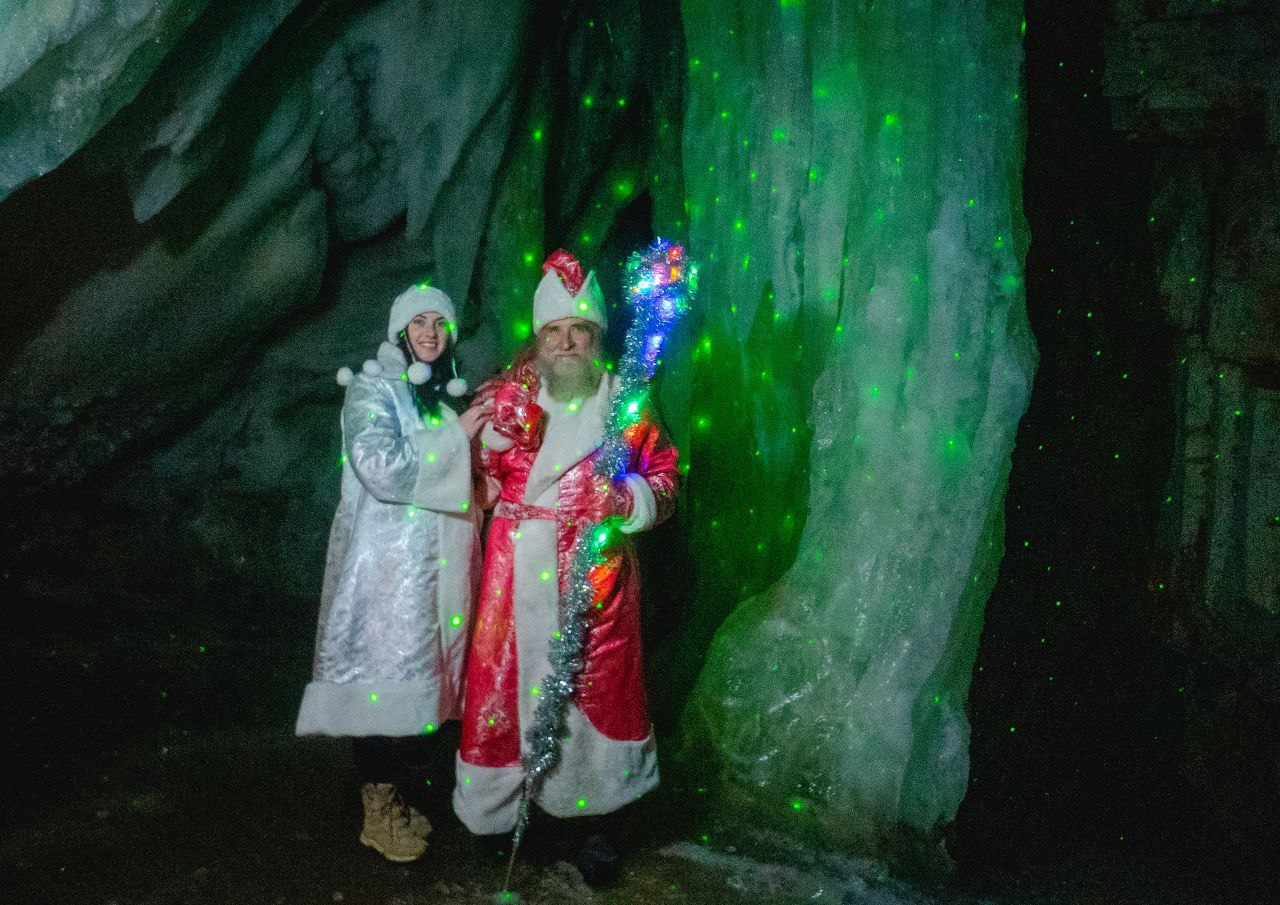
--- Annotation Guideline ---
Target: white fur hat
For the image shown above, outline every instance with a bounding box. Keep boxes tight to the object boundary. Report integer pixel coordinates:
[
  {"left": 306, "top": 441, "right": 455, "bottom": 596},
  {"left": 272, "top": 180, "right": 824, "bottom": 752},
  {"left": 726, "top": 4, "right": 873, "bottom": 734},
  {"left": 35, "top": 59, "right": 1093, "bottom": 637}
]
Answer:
[
  {"left": 387, "top": 284, "right": 457, "bottom": 341},
  {"left": 533, "top": 251, "right": 605, "bottom": 332}
]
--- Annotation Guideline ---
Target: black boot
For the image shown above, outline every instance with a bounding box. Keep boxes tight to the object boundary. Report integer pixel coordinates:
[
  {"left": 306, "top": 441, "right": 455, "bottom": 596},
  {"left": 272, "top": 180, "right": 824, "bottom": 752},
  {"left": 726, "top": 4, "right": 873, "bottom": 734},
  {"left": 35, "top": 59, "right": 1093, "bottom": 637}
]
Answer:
[{"left": 575, "top": 826, "right": 620, "bottom": 888}]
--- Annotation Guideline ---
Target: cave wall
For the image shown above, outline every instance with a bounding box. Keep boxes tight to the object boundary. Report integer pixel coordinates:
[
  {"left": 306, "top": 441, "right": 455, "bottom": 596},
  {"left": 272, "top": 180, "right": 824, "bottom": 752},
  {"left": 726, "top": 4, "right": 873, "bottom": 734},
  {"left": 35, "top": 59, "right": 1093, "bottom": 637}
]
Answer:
[
  {"left": 0, "top": 0, "right": 1032, "bottom": 868},
  {"left": 1104, "top": 0, "right": 1280, "bottom": 854},
  {"left": 0, "top": 0, "right": 685, "bottom": 591}
]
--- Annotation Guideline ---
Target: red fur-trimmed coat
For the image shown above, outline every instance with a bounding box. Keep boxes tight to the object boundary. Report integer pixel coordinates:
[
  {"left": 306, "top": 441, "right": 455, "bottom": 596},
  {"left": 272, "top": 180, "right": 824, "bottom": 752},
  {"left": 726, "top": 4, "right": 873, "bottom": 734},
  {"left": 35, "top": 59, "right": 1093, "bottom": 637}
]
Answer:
[{"left": 452, "top": 362, "right": 677, "bottom": 831}]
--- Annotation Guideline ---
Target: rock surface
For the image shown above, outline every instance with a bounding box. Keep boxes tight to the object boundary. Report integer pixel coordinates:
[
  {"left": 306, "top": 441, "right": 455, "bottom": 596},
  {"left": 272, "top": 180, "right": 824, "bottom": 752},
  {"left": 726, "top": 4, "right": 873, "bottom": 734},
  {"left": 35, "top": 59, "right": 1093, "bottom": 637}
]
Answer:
[{"left": 1104, "top": 0, "right": 1280, "bottom": 851}]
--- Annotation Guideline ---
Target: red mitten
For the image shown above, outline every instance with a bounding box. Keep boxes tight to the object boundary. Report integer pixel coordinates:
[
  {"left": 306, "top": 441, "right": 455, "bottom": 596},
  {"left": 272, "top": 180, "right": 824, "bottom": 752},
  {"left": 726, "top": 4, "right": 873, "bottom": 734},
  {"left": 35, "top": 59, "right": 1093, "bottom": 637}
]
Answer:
[
  {"left": 580, "top": 475, "right": 635, "bottom": 525},
  {"left": 491, "top": 381, "right": 544, "bottom": 451}
]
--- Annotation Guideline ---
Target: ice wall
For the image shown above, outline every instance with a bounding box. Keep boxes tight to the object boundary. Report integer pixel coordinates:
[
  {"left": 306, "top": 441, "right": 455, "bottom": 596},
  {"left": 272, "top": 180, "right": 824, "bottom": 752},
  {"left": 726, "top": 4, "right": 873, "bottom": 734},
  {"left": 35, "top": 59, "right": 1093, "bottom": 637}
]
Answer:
[
  {"left": 676, "top": 0, "right": 1034, "bottom": 852},
  {"left": 0, "top": 0, "right": 214, "bottom": 202}
]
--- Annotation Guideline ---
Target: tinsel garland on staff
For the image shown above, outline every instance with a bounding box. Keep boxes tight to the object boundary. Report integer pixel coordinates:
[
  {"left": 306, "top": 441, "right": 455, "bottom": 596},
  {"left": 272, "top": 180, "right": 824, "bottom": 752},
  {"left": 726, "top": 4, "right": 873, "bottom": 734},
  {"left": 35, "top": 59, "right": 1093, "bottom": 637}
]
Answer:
[{"left": 503, "top": 239, "right": 696, "bottom": 884}]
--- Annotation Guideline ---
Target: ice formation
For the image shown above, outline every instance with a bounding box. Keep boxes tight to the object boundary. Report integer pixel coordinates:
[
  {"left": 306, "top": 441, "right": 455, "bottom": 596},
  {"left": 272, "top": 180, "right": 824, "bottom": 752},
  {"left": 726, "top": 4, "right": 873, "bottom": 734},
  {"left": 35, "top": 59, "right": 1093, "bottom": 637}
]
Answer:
[
  {"left": 675, "top": 0, "right": 1034, "bottom": 851},
  {"left": 0, "top": 1, "right": 213, "bottom": 202}
]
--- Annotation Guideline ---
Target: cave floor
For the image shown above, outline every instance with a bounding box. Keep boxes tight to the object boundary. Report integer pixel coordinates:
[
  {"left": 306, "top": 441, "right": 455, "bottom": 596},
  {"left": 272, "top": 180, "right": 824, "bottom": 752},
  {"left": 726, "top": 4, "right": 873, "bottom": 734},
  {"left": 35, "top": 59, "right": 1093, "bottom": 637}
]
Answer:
[{"left": 0, "top": 578, "right": 1229, "bottom": 905}]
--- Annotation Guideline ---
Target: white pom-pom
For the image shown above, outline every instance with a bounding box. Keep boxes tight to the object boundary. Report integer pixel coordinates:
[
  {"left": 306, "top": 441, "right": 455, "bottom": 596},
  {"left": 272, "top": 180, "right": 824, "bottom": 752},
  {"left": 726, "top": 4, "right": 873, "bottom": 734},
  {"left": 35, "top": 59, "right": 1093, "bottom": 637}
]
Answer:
[
  {"left": 335, "top": 366, "right": 354, "bottom": 386},
  {"left": 446, "top": 377, "right": 468, "bottom": 397},
  {"left": 362, "top": 359, "right": 381, "bottom": 376},
  {"left": 407, "top": 362, "right": 432, "bottom": 385}
]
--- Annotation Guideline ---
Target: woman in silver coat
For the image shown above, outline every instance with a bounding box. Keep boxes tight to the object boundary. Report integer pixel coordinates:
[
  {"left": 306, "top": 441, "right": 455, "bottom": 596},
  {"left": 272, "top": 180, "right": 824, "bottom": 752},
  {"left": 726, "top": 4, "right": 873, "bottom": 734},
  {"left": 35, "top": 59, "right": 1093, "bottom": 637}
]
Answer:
[{"left": 296, "top": 284, "right": 489, "bottom": 863}]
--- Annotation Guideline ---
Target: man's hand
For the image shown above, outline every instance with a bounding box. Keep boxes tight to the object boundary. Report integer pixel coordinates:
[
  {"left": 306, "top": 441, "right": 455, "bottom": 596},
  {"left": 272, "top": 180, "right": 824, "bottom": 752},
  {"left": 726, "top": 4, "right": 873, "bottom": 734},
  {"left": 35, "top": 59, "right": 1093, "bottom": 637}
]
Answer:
[{"left": 458, "top": 404, "right": 491, "bottom": 440}]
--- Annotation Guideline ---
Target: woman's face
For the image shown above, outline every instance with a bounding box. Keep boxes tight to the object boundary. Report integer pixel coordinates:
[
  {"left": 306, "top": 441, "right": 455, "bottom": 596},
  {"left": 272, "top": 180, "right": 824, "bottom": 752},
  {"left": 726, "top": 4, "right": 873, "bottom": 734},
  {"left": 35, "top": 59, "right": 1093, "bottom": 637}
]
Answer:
[{"left": 405, "top": 312, "right": 451, "bottom": 363}]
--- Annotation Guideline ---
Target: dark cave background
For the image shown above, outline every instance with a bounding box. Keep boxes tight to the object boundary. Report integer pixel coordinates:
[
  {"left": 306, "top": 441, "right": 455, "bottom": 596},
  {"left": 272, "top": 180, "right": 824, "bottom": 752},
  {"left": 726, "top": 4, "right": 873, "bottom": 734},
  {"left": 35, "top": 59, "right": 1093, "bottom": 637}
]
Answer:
[
  {"left": 1, "top": 1, "right": 1277, "bottom": 903},
  {"left": 958, "top": 2, "right": 1278, "bottom": 895},
  {"left": 959, "top": 0, "right": 1185, "bottom": 869}
]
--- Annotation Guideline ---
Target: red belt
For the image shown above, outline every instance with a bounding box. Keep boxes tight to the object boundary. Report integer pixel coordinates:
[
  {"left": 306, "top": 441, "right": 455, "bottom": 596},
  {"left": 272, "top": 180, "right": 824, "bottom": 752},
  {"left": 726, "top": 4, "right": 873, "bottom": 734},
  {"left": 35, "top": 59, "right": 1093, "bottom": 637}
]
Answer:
[{"left": 494, "top": 500, "right": 574, "bottom": 526}]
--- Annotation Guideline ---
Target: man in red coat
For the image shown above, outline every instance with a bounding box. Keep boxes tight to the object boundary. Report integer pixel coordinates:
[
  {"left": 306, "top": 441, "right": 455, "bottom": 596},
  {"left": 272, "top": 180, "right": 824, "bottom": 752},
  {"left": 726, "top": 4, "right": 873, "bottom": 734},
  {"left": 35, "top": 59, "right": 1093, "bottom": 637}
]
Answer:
[{"left": 453, "top": 250, "right": 678, "bottom": 882}]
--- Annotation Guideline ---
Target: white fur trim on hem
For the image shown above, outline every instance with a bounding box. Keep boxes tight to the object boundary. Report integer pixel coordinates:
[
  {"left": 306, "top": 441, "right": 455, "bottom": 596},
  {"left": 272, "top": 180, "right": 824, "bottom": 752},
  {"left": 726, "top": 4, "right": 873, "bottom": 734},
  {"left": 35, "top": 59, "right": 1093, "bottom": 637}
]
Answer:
[
  {"left": 295, "top": 679, "right": 448, "bottom": 737},
  {"left": 618, "top": 472, "right": 657, "bottom": 534},
  {"left": 453, "top": 756, "right": 523, "bottom": 834},
  {"left": 452, "top": 707, "right": 660, "bottom": 832},
  {"left": 534, "top": 705, "right": 660, "bottom": 818}
]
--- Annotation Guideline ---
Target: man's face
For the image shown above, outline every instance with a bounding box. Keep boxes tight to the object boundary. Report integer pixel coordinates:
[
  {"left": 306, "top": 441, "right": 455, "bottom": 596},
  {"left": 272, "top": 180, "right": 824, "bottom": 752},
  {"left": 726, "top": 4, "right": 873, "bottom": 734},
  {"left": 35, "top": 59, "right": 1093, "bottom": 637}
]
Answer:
[{"left": 535, "top": 317, "right": 602, "bottom": 388}]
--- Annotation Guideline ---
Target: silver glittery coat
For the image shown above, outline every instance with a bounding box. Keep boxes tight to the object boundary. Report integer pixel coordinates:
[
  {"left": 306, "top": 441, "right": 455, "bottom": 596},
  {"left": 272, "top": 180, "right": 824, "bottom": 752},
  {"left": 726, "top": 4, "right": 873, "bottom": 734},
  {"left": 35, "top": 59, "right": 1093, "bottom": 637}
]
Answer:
[{"left": 296, "top": 342, "right": 480, "bottom": 737}]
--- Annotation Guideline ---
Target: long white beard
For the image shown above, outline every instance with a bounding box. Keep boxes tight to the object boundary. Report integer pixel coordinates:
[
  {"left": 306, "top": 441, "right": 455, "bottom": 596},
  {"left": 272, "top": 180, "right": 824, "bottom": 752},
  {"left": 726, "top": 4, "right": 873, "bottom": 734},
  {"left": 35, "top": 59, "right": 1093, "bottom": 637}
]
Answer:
[{"left": 541, "top": 359, "right": 600, "bottom": 401}]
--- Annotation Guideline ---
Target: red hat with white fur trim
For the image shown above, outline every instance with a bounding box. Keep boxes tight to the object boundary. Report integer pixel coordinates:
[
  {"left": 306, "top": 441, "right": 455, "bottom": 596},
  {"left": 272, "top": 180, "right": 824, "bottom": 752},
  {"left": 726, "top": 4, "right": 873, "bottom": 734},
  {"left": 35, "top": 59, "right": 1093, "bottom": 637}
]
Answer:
[{"left": 533, "top": 249, "right": 605, "bottom": 332}]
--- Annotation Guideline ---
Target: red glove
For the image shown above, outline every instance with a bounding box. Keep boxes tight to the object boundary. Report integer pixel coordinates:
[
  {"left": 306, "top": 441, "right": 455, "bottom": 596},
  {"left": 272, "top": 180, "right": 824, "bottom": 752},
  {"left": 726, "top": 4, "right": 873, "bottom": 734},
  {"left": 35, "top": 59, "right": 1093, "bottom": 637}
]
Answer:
[
  {"left": 491, "top": 381, "right": 544, "bottom": 451},
  {"left": 579, "top": 475, "right": 635, "bottom": 525}
]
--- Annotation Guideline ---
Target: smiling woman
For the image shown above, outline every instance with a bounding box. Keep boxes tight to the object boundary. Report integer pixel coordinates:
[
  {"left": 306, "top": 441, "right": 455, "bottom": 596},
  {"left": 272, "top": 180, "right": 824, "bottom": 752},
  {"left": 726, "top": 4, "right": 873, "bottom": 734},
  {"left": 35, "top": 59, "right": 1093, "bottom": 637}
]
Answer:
[
  {"left": 405, "top": 312, "right": 451, "bottom": 364},
  {"left": 296, "top": 283, "right": 488, "bottom": 864},
  {"left": 391, "top": 288, "right": 470, "bottom": 418}
]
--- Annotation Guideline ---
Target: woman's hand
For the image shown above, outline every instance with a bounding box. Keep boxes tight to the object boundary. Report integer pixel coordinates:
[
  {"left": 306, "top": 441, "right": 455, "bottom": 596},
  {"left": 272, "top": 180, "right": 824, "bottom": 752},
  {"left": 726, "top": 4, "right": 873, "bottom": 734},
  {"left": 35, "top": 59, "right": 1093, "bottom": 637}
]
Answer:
[{"left": 459, "top": 403, "right": 491, "bottom": 440}]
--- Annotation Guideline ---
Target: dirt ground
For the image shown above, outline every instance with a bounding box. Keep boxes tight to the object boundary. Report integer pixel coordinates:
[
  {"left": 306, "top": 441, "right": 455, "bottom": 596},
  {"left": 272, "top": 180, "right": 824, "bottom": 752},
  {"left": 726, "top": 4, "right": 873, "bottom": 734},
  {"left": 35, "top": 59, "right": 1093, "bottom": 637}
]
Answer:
[{"left": 0, "top": 578, "right": 1245, "bottom": 905}]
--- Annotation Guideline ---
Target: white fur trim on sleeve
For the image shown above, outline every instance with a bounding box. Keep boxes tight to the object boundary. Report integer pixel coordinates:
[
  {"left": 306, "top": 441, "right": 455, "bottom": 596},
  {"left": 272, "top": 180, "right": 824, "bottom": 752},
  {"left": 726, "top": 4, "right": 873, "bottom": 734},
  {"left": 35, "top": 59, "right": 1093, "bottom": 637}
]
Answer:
[
  {"left": 411, "top": 415, "right": 472, "bottom": 513},
  {"left": 618, "top": 472, "right": 657, "bottom": 535}
]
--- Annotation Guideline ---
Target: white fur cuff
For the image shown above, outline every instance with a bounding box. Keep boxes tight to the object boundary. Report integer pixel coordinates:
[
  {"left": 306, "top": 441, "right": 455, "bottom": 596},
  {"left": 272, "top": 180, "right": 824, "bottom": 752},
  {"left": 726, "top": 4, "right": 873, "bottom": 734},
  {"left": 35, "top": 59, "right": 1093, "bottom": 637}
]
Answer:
[
  {"left": 479, "top": 422, "right": 514, "bottom": 453},
  {"left": 618, "top": 473, "right": 657, "bottom": 534}
]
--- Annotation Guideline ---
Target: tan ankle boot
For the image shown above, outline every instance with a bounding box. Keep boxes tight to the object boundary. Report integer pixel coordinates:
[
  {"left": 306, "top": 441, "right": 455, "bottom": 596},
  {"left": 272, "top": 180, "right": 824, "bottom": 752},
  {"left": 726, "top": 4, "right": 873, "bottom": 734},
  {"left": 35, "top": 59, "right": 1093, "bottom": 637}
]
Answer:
[
  {"left": 406, "top": 804, "right": 432, "bottom": 839},
  {"left": 359, "top": 783, "right": 427, "bottom": 862}
]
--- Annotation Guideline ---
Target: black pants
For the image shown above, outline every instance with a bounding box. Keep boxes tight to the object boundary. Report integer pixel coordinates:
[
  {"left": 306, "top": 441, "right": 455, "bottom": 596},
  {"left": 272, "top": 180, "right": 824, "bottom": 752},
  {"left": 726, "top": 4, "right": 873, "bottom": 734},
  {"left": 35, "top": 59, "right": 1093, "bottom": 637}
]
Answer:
[
  {"left": 353, "top": 735, "right": 440, "bottom": 785},
  {"left": 353, "top": 736, "right": 402, "bottom": 784}
]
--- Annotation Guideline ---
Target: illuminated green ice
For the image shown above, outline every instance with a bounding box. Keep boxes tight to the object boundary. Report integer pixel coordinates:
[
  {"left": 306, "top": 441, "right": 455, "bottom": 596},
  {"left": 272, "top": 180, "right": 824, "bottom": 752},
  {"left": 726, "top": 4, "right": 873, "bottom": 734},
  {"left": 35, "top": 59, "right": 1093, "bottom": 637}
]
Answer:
[{"left": 672, "top": 0, "right": 1034, "bottom": 854}]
